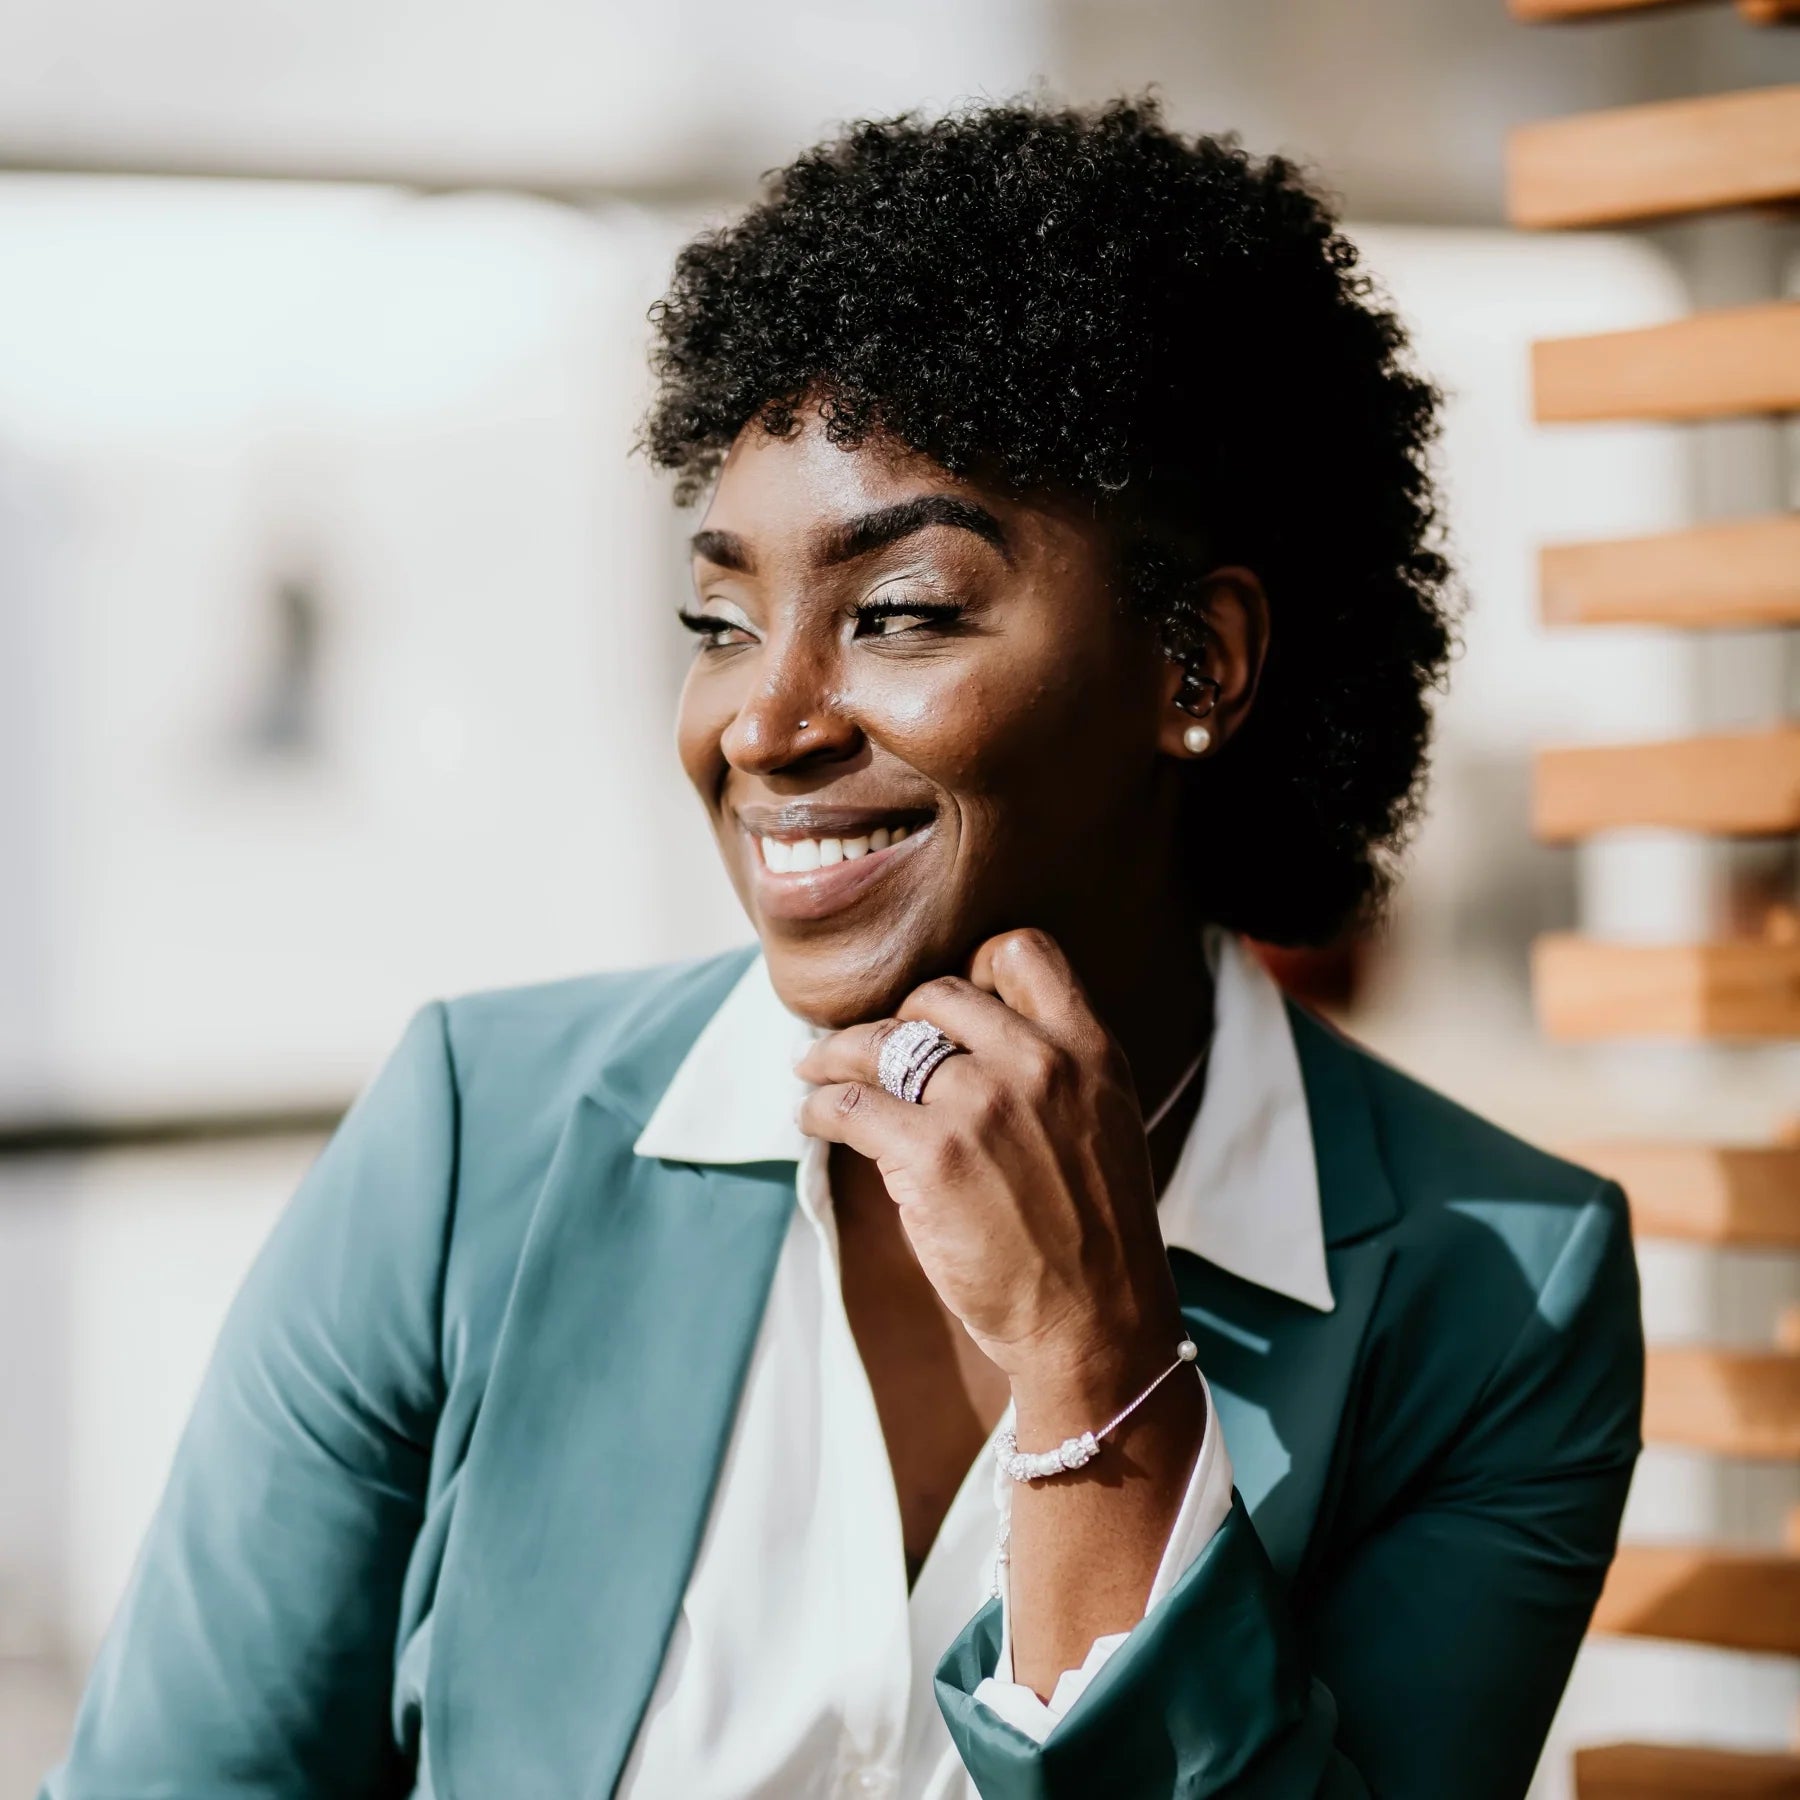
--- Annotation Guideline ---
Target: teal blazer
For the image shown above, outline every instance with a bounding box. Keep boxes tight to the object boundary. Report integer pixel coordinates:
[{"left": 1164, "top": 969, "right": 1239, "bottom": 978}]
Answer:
[{"left": 44, "top": 949, "right": 1643, "bottom": 1800}]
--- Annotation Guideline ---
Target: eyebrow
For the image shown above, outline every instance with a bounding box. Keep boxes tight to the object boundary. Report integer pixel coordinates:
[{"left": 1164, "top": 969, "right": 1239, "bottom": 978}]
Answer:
[
  {"left": 820, "top": 495, "right": 1012, "bottom": 566},
  {"left": 689, "top": 528, "right": 754, "bottom": 572},
  {"left": 688, "top": 494, "right": 1012, "bottom": 576}
]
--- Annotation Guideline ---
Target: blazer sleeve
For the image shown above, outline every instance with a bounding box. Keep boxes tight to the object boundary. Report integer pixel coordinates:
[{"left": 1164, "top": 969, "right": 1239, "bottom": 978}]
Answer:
[
  {"left": 933, "top": 1182, "right": 1644, "bottom": 1800},
  {"left": 41, "top": 1003, "right": 459, "bottom": 1800}
]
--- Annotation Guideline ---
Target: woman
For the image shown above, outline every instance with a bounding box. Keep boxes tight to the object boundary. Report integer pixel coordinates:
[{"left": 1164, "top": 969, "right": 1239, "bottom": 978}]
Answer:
[{"left": 45, "top": 98, "right": 1642, "bottom": 1799}]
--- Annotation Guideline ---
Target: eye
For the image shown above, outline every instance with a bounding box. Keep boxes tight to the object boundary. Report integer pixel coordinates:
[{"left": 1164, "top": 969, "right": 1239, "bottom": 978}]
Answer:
[
  {"left": 851, "top": 597, "right": 965, "bottom": 639},
  {"left": 677, "top": 607, "right": 757, "bottom": 650}
]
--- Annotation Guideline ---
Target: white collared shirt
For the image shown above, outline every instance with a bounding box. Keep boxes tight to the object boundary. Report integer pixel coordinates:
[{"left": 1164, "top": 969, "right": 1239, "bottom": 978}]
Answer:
[{"left": 620, "top": 933, "right": 1334, "bottom": 1800}]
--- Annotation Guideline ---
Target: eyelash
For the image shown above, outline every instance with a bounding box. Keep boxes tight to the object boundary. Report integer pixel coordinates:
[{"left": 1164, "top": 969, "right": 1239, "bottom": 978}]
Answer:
[
  {"left": 851, "top": 597, "right": 965, "bottom": 637},
  {"left": 676, "top": 597, "right": 966, "bottom": 649},
  {"left": 676, "top": 609, "right": 749, "bottom": 649}
]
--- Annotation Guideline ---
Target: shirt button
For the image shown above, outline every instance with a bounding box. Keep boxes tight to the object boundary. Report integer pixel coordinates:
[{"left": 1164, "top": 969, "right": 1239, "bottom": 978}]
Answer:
[{"left": 853, "top": 1769, "right": 895, "bottom": 1797}]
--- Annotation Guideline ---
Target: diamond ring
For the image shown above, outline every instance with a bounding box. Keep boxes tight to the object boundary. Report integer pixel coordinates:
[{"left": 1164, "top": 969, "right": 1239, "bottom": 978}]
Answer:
[{"left": 875, "top": 1018, "right": 962, "bottom": 1104}]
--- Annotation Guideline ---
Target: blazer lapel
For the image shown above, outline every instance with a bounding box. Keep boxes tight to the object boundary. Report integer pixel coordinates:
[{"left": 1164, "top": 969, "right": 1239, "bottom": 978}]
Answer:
[
  {"left": 427, "top": 1090, "right": 794, "bottom": 1800},
  {"left": 1171, "top": 1003, "right": 1399, "bottom": 1581}
]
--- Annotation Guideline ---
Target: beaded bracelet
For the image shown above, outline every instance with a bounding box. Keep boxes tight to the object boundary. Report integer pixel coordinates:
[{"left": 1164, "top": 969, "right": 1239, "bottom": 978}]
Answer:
[{"left": 993, "top": 1337, "right": 1200, "bottom": 1482}]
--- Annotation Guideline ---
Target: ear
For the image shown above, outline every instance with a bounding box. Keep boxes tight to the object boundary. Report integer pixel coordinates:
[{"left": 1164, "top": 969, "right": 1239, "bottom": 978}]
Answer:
[{"left": 1155, "top": 565, "right": 1271, "bottom": 761}]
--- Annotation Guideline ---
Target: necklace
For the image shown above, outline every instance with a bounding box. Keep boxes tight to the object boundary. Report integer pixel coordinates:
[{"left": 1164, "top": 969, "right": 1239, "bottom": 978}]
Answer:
[{"left": 1142, "top": 1043, "right": 1210, "bottom": 1135}]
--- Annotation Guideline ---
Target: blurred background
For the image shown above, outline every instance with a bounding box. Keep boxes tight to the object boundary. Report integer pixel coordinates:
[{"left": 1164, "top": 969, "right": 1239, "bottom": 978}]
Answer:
[{"left": 1, "top": 1, "right": 1797, "bottom": 1791}]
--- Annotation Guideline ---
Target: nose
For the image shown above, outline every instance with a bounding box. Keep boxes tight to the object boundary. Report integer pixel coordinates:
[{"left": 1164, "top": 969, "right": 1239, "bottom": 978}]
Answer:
[{"left": 718, "top": 638, "right": 862, "bottom": 777}]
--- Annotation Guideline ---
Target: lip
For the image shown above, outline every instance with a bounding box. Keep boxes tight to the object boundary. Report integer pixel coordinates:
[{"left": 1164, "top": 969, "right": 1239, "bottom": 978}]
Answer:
[{"left": 738, "top": 810, "right": 934, "bottom": 923}]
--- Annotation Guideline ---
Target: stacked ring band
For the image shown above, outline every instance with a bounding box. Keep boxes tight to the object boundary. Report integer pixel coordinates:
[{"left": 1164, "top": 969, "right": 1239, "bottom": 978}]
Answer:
[{"left": 875, "top": 1019, "right": 962, "bottom": 1104}]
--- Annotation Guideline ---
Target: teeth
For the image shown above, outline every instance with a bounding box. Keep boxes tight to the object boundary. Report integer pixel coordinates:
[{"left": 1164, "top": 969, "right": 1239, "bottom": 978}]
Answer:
[{"left": 757, "top": 827, "right": 916, "bottom": 871}]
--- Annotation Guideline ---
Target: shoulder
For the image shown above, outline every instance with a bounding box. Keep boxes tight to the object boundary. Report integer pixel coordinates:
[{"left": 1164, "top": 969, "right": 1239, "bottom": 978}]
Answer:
[
  {"left": 437, "top": 948, "right": 753, "bottom": 1127},
  {"left": 1308, "top": 1008, "right": 1629, "bottom": 1264},
  {"left": 408, "top": 949, "right": 758, "bottom": 1219},
  {"left": 1297, "top": 1012, "right": 1641, "bottom": 1468}
]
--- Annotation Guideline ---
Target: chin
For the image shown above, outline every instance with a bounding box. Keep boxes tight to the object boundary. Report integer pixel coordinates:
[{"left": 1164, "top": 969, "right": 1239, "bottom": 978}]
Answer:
[{"left": 758, "top": 931, "right": 944, "bottom": 1030}]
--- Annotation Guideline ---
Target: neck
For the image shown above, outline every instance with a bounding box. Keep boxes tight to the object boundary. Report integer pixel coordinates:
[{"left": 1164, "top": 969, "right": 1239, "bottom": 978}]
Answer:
[{"left": 1046, "top": 888, "right": 1215, "bottom": 1146}]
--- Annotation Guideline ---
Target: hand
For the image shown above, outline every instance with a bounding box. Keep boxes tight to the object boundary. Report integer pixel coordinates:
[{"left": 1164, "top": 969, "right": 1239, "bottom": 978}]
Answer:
[{"left": 794, "top": 928, "right": 1187, "bottom": 1403}]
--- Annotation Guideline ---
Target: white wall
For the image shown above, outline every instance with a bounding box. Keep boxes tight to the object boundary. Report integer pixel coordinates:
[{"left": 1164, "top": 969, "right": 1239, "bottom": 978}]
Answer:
[{"left": 0, "top": 182, "right": 749, "bottom": 1120}]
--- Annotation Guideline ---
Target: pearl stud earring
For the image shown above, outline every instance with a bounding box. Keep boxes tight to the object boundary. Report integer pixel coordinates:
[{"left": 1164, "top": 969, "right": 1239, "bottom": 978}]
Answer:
[{"left": 1182, "top": 722, "right": 1213, "bottom": 756}]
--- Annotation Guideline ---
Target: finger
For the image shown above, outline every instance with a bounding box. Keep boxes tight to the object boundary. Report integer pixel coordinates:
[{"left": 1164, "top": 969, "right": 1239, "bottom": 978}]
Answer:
[
  {"left": 796, "top": 1078, "right": 920, "bottom": 1158},
  {"left": 894, "top": 974, "right": 1039, "bottom": 1059},
  {"left": 794, "top": 1019, "right": 897, "bottom": 1087},
  {"left": 967, "top": 929, "right": 1096, "bottom": 1036}
]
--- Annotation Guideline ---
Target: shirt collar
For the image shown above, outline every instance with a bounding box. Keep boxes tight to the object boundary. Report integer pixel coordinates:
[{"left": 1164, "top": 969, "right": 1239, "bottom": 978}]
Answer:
[{"left": 633, "top": 934, "right": 1334, "bottom": 1313}]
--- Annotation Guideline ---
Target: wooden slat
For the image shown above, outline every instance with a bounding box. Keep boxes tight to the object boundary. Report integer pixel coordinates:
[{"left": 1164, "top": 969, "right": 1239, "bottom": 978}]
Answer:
[
  {"left": 1535, "top": 936, "right": 1800, "bottom": 1040},
  {"left": 1540, "top": 515, "right": 1800, "bottom": 629},
  {"left": 1645, "top": 1347, "right": 1800, "bottom": 1458},
  {"left": 1593, "top": 1544, "right": 1800, "bottom": 1653},
  {"left": 1534, "top": 303, "right": 1800, "bottom": 423},
  {"left": 1577, "top": 1743, "right": 1800, "bottom": 1798},
  {"left": 1569, "top": 1142, "right": 1800, "bottom": 1246},
  {"left": 1534, "top": 729, "right": 1800, "bottom": 840},
  {"left": 1515, "top": 1, "right": 1800, "bottom": 30},
  {"left": 1509, "top": 88, "right": 1800, "bottom": 229},
  {"left": 1509, "top": 0, "right": 1696, "bottom": 16}
]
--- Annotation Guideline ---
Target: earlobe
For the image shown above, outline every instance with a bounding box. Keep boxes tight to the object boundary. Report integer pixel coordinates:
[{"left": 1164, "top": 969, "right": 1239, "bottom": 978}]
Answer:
[
  {"left": 1172, "top": 669, "right": 1220, "bottom": 758},
  {"left": 1155, "top": 562, "right": 1269, "bottom": 762}
]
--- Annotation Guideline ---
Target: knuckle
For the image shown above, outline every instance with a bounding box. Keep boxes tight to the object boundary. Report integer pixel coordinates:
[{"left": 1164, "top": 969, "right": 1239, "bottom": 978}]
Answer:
[
  {"left": 910, "top": 976, "right": 965, "bottom": 1014},
  {"left": 927, "top": 1129, "right": 971, "bottom": 1183},
  {"left": 970, "top": 1081, "right": 1011, "bottom": 1131},
  {"left": 1020, "top": 1039, "right": 1066, "bottom": 1097},
  {"left": 833, "top": 1081, "right": 866, "bottom": 1117}
]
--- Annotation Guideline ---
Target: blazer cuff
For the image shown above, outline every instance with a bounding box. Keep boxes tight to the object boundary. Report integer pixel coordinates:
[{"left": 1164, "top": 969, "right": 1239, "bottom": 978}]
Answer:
[
  {"left": 938, "top": 1493, "right": 1308, "bottom": 1794},
  {"left": 971, "top": 1370, "right": 1234, "bottom": 1742}
]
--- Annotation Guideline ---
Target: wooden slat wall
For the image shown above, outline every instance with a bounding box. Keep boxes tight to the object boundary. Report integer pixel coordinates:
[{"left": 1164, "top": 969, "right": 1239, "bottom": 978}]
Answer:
[
  {"left": 1509, "top": 87, "right": 1800, "bottom": 228},
  {"left": 1502, "top": 16, "right": 1799, "bottom": 1794}
]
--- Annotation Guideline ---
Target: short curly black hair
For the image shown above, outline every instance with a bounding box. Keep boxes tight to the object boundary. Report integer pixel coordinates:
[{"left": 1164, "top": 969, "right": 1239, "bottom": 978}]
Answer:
[{"left": 642, "top": 95, "right": 1456, "bottom": 945}]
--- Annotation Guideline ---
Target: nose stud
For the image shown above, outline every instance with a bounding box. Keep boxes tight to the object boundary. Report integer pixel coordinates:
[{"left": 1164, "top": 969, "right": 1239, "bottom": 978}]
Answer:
[
  {"left": 1182, "top": 723, "right": 1213, "bottom": 756},
  {"left": 797, "top": 719, "right": 810, "bottom": 730}
]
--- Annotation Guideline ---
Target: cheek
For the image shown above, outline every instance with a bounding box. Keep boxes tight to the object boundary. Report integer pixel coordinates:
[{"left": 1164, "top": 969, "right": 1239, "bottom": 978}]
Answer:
[
  {"left": 675, "top": 666, "right": 729, "bottom": 799},
  {"left": 936, "top": 656, "right": 1124, "bottom": 776},
  {"left": 871, "top": 656, "right": 1119, "bottom": 828}
]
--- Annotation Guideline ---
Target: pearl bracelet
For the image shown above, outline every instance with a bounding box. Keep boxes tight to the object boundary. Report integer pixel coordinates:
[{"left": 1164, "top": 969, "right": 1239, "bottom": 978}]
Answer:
[{"left": 993, "top": 1337, "right": 1200, "bottom": 1483}]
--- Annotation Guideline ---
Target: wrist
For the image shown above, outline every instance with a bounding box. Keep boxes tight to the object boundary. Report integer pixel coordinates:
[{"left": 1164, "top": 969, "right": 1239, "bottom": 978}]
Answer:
[{"left": 1006, "top": 1304, "right": 1192, "bottom": 1439}]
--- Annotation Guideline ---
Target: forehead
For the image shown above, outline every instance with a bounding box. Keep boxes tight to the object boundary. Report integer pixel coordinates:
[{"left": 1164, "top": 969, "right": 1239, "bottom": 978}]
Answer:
[
  {"left": 701, "top": 416, "right": 964, "bottom": 530},
  {"left": 695, "top": 413, "right": 1100, "bottom": 573}
]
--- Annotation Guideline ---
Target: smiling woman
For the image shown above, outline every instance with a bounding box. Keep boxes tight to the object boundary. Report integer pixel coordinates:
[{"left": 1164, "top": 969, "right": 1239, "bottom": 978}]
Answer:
[{"left": 43, "top": 97, "right": 1642, "bottom": 1800}]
